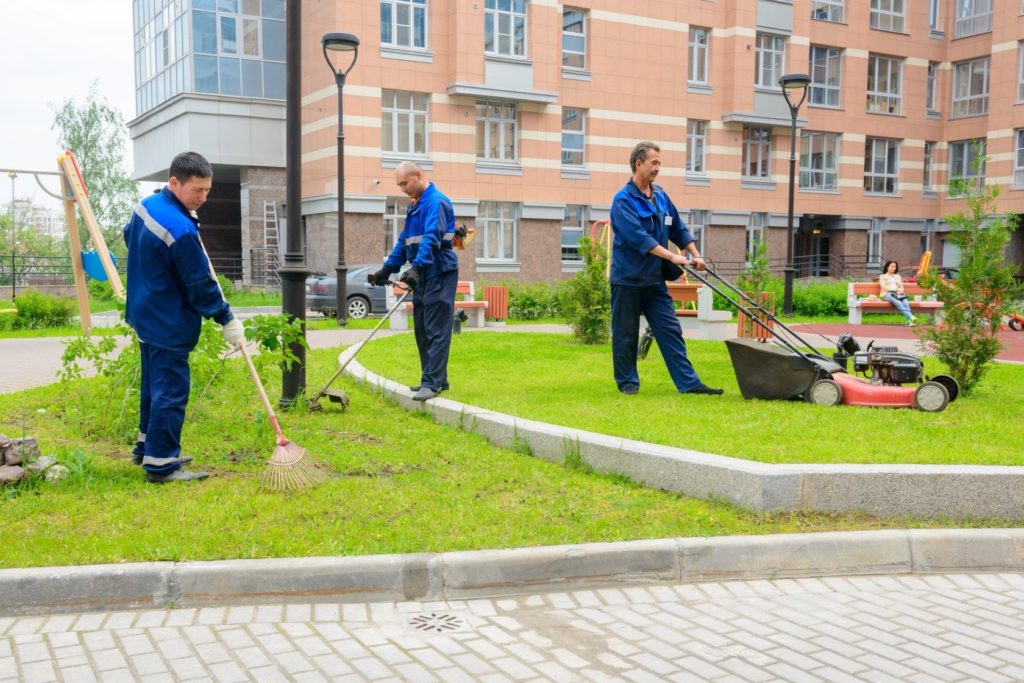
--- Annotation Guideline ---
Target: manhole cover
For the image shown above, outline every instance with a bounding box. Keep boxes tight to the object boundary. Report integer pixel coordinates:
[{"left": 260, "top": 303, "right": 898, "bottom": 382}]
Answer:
[{"left": 407, "top": 611, "right": 469, "bottom": 633}]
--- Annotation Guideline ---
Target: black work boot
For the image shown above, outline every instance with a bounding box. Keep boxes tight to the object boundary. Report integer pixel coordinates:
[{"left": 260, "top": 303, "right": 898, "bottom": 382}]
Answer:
[{"left": 146, "top": 469, "right": 209, "bottom": 483}]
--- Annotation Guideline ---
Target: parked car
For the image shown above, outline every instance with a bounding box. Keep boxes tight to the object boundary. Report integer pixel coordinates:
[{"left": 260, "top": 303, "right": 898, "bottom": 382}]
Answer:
[{"left": 306, "top": 264, "right": 389, "bottom": 319}]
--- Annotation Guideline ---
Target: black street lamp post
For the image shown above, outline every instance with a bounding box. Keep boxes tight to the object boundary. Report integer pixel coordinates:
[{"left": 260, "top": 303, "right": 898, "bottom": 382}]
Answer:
[
  {"left": 322, "top": 32, "right": 360, "bottom": 326},
  {"left": 779, "top": 72, "right": 810, "bottom": 317}
]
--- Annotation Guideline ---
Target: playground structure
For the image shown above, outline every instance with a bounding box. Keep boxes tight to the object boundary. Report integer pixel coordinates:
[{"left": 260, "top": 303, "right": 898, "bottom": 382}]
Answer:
[{"left": 0, "top": 153, "right": 123, "bottom": 335}]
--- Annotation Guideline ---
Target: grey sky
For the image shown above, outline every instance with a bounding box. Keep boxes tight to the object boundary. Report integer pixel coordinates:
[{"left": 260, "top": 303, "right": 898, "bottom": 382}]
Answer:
[{"left": 0, "top": 1, "right": 145, "bottom": 210}]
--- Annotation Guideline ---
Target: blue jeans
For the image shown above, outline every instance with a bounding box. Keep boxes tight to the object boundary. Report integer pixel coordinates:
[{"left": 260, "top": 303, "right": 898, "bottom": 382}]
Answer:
[
  {"left": 412, "top": 269, "right": 457, "bottom": 392},
  {"left": 138, "top": 342, "right": 191, "bottom": 474},
  {"left": 883, "top": 293, "right": 915, "bottom": 323},
  {"left": 611, "top": 283, "right": 702, "bottom": 393}
]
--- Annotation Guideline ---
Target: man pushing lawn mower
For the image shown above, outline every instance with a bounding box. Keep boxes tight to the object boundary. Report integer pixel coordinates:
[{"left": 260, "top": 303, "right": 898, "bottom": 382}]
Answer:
[
  {"left": 367, "top": 161, "right": 458, "bottom": 402},
  {"left": 123, "top": 151, "right": 245, "bottom": 484}
]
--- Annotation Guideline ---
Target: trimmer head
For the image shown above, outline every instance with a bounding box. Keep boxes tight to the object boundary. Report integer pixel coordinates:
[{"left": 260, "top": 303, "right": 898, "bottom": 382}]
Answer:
[{"left": 307, "top": 389, "right": 350, "bottom": 411}]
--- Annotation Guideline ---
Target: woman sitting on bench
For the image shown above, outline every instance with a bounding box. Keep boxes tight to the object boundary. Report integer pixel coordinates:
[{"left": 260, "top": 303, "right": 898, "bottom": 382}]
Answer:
[{"left": 879, "top": 260, "right": 916, "bottom": 326}]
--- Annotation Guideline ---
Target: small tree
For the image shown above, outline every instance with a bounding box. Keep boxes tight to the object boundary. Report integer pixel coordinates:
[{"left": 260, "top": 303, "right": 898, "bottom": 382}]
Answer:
[
  {"left": 736, "top": 241, "right": 771, "bottom": 295},
  {"left": 561, "top": 236, "right": 611, "bottom": 344},
  {"left": 51, "top": 83, "right": 139, "bottom": 254},
  {"left": 918, "top": 179, "right": 1021, "bottom": 395}
]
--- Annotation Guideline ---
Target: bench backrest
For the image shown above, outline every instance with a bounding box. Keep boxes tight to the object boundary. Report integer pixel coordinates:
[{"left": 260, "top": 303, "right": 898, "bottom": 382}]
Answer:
[
  {"left": 393, "top": 280, "right": 475, "bottom": 300},
  {"left": 850, "top": 282, "right": 931, "bottom": 297},
  {"left": 666, "top": 282, "right": 701, "bottom": 304}
]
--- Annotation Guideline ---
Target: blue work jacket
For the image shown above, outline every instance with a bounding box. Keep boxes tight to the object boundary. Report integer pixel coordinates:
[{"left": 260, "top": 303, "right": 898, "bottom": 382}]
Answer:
[
  {"left": 383, "top": 182, "right": 459, "bottom": 279},
  {"left": 123, "top": 187, "right": 234, "bottom": 352},
  {"left": 609, "top": 179, "right": 695, "bottom": 286}
]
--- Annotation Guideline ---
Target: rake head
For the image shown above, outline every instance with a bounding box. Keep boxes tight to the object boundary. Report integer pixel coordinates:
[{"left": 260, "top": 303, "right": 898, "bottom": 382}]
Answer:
[{"left": 261, "top": 440, "right": 329, "bottom": 492}]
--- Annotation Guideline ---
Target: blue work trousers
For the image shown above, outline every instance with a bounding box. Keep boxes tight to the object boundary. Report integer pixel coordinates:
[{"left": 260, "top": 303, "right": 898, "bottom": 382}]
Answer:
[
  {"left": 413, "top": 269, "right": 457, "bottom": 392},
  {"left": 883, "top": 293, "right": 915, "bottom": 322},
  {"left": 137, "top": 342, "right": 191, "bottom": 474},
  {"left": 611, "top": 283, "right": 702, "bottom": 393}
]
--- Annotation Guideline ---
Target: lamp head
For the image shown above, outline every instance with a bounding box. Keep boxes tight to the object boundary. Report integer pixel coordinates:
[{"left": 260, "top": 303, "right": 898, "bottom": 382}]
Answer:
[
  {"left": 322, "top": 32, "right": 360, "bottom": 78},
  {"left": 779, "top": 73, "right": 811, "bottom": 90}
]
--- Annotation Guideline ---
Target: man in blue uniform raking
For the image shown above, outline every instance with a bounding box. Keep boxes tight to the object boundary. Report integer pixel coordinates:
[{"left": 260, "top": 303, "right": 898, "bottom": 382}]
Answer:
[
  {"left": 368, "top": 161, "right": 459, "bottom": 402},
  {"left": 609, "top": 141, "right": 723, "bottom": 396},
  {"left": 124, "top": 151, "right": 245, "bottom": 483}
]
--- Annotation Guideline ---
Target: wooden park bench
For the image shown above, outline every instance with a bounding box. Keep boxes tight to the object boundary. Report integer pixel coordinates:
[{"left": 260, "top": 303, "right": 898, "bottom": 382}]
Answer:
[
  {"left": 847, "top": 282, "right": 944, "bottom": 324},
  {"left": 389, "top": 280, "right": 488, "bottom": 330}
]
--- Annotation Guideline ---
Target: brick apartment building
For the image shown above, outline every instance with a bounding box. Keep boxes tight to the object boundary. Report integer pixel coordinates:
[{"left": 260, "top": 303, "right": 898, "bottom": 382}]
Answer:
[{"left": 300, "top": 0, "right": 1024, "bottom": 284}]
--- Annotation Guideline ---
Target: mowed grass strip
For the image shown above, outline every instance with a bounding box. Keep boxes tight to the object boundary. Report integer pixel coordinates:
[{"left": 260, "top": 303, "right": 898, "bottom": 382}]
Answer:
[
  {"left": 356, "top": 331, "right": 1024, "bottom": 466},
  {"left": 0, "top": 344, "right": 987, "bottom": 569}
]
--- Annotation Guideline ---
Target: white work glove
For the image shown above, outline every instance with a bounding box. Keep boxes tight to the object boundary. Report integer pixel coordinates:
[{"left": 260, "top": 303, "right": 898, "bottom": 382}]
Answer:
[{"left": 221, "top": 318, "right": 245, "bottom": 348}]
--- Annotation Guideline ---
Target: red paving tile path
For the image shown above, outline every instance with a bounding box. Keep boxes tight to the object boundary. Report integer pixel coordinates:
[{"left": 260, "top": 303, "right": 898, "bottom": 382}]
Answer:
[{"left": 790, "top": 322, "right": 1024, "bottom": 363}]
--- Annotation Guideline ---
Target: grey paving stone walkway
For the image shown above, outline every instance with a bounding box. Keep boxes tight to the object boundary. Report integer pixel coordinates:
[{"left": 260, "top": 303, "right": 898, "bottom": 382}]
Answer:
[{"left": 3, "top": 573, "right": 1023, "bottom": 682}]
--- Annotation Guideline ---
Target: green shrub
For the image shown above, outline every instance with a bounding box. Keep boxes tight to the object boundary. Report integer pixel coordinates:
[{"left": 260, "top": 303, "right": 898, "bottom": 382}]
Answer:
[
  {"left": 217, "top": 274, "right": 236, "bottom": 299},
  {"left": 504, "top": 281, "right": 565, "bottom": 320},
  {"left": 87, "top": 277, "right": 116, "bottom": 302},
  {"left": 561, "top": 237, "right": 611, "bottom": 344},
  {"left": 13, "top": 290, "right": 75, "bottom": 329},
  {"left": 792, "top": 280, "right": 848, "bottom": 316}
]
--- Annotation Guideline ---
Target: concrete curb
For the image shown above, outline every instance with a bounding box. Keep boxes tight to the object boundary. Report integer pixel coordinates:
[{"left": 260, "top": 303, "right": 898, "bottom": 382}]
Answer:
[
  {"left": 342, "top": 348, "right": 1024, "bottom": 520},
  {"left": 3, "top": 529, "right": 1023, "bottom": 616}
]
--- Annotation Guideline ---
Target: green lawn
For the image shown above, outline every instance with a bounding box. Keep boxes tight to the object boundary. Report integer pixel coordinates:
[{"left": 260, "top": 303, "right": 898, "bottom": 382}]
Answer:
[
  {"left": 0, "top": 346, "right": 977, "bottom": 569},
  {"left": 357, "top": 332, "right": 1023, "bottom": 467}
]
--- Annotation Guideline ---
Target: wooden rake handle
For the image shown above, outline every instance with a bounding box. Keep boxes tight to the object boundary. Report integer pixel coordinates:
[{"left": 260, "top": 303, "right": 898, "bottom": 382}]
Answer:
[{"left": 238, "top": 343, "right": 288, "bottom": 445}]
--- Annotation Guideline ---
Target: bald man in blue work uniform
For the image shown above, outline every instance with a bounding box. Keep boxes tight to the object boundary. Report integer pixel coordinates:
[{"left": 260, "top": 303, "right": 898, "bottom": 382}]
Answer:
[
  {"left": 609, "top": 141, "right": 723, "bottom": 396},
  {"left": 368, "top": 161, "right": 458, "bottom": 401}
]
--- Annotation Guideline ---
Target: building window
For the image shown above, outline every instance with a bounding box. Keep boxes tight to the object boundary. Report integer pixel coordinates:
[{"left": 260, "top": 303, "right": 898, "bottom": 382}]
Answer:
[
  {"left": 811, "top": 0, "right": 844, "bottom": 22},
  {"left": 477, "top": 201, "right": 518, "bottom": 261},
  {"left": 951, "top": 58, "right": 989, "bottom": 118},
  {"left": 561, "top": 205, "right": 588, "bottom": 262},
  {"left": 476, "top": 101, "right": 517, "bottom": 162},
  {"left": 930, "top": 0, "right": 940, "bottom": 30},
  {"left": 866, "top": 54, "right": 902, "bottom": 115},
  {"left": 755, "top": 34, "right": 785, "bottom": 88},
  {"left": 686, "top": 120, "right": 708, "bottom": 175},
  {"left": 561, "top": 108, "right": 586, "bottom": 166},
  {"left": 926, "top": 62, "right": 938, "bottom": 113},
  {"left": 864, "top": 138, "right": 899, "bottom": 194},
  {"left": 923, "top": 141, "right": 935, "bottom": 193},
  {"left": 800, "top": 131, "right": 839, "bottom": 191},
  {"left": 949, "top": 139, "right": 986, "bottom": 195},
  {"left": 746, "top": 213, "right": 765, "bottom": 262},
  {"left": 562, "top": 9, "right": 586, "bottom": 70},
  {"left": 688, "top": 209, "right": 707, "bottom": 253},
  {"left": 870, "top": 0, "right": 905, "bottom": 33},
  {"left": 381, "top": 90, "right": 429, "bottom": 155},
  {"left": 1015, "top": 130, "right": 1024, "bottom": 188},
  {"left": 809, "top": 46, "right": 841, "bottom": 107},
  {"left": 384, "top": 196, "right": 410, "bottom": 253},
  {"left": 955, "top": 0, "right": 993, "bottom": 39},
  {"left": 484, "top": 0, "right": 526, "bottom": 58},
  {"left": 688, "top": 27, "right": 710, "bottom": 84},
  {"left": 380, "top": 0, "right": 427, "bottom": 50},
  {"left": 1019, "top": 43, "right": 1024, "bottom": 102},
  {"left": 742, "top": 127, "right": 772, "bottom": 179},
  {"left": 867, "top": 219, "right": 883, "bottom": 270}
]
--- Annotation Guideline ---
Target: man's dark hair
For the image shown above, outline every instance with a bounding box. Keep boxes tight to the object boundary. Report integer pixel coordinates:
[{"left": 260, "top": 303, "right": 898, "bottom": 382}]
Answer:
[
  {"left": 630, "top": 141, "right": 661, "bottom": 172},
  {"left": 169, "top": 151, "right": 213, "bottom": 183}
]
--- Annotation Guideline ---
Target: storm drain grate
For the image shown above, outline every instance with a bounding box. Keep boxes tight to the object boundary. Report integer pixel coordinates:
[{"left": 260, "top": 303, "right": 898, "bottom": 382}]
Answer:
[{"left": 407, "top": 612, "right": 468, "bottom": 633}]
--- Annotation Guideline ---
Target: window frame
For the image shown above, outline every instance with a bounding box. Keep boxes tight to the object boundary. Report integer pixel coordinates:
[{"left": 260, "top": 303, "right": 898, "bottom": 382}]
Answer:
[
  {"left": 561, "top": 107, "right": 586, "bottom": 167},
  {"left": 951, "top": 57, "right": 990, "bottom": 118},
  {"left": 561, "top": 204, "right": 589, "bottom": 263},
  {"left": 380, "top": 0, "right": 429, "bottom": 51},
  {"left": 475, "top": 101, "right": 518, "bottom": 162},
  {"left": 870, "top": 0, "right": 905, "bottom": 33},
  {"left": 809, "top": 45, "right": 842, "bottom": 108},
  {"left": 381, "top": 89, "right": 430, "bottom": 156},
  {"left": 799, "top": 131, "right": 839, "bottom": 191},
  {"left": 688, "top": 26, "right": 710, "bottom": 84},
  {"left": 866, "top": 54, "right": 903, "bottom": 115},
  {"left": 811, "top": 0, "right": 844, "bottom": 23},
  {"left": 686, "top": 120, "right": 708, "bottom": 175},
  {"left": 954, "top": 0, "right": 993, "bottom": 39},
  {"left": 926, "top": 62, "right": 938, "bottom": 113},
  {"left": 948, "top": 138, "right": 987, "bottom": 195},
  {"left": 476, "top": 200, "right": 519, "bottom": 262},
  {"left": 1015, "top": 130, "right": 1024, "bottom": 189},
  {"left": 923, "top": 141, "right": 935, "bottom": 193},
  {"left": 688, "top": 209, "right": 707, "bottom": 253},
  {"left": 867, "top": 218, "right": 883, "bottom": 270},
  {"left": 755, "top": 33, "right": 786, "bottom": 89},
  {"left": 562, "top": 8, "right": 587, "bottom": 70},
  {"left": 746, "top": 213, "right": 765, "bottom": 264},
  {"left": 864, "top": 137, "right": 900, "bottom": 195},
  {"left": 484, "top": 0, "right": 527, "bottom": 59},
  {"left": 383, "top": 196, "right": 410, "bottom": 254},
  {"left": 742, "top": 126, "right": 772, "bottom": 180},
  {"left": 1019, "top": 42, "right": 1024, "bottom": 103}
]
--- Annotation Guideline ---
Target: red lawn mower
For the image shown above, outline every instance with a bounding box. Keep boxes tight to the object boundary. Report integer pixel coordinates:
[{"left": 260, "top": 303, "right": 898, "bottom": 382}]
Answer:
[{"left": 684, "top": 267, "right": 959, "bottom": 412}]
